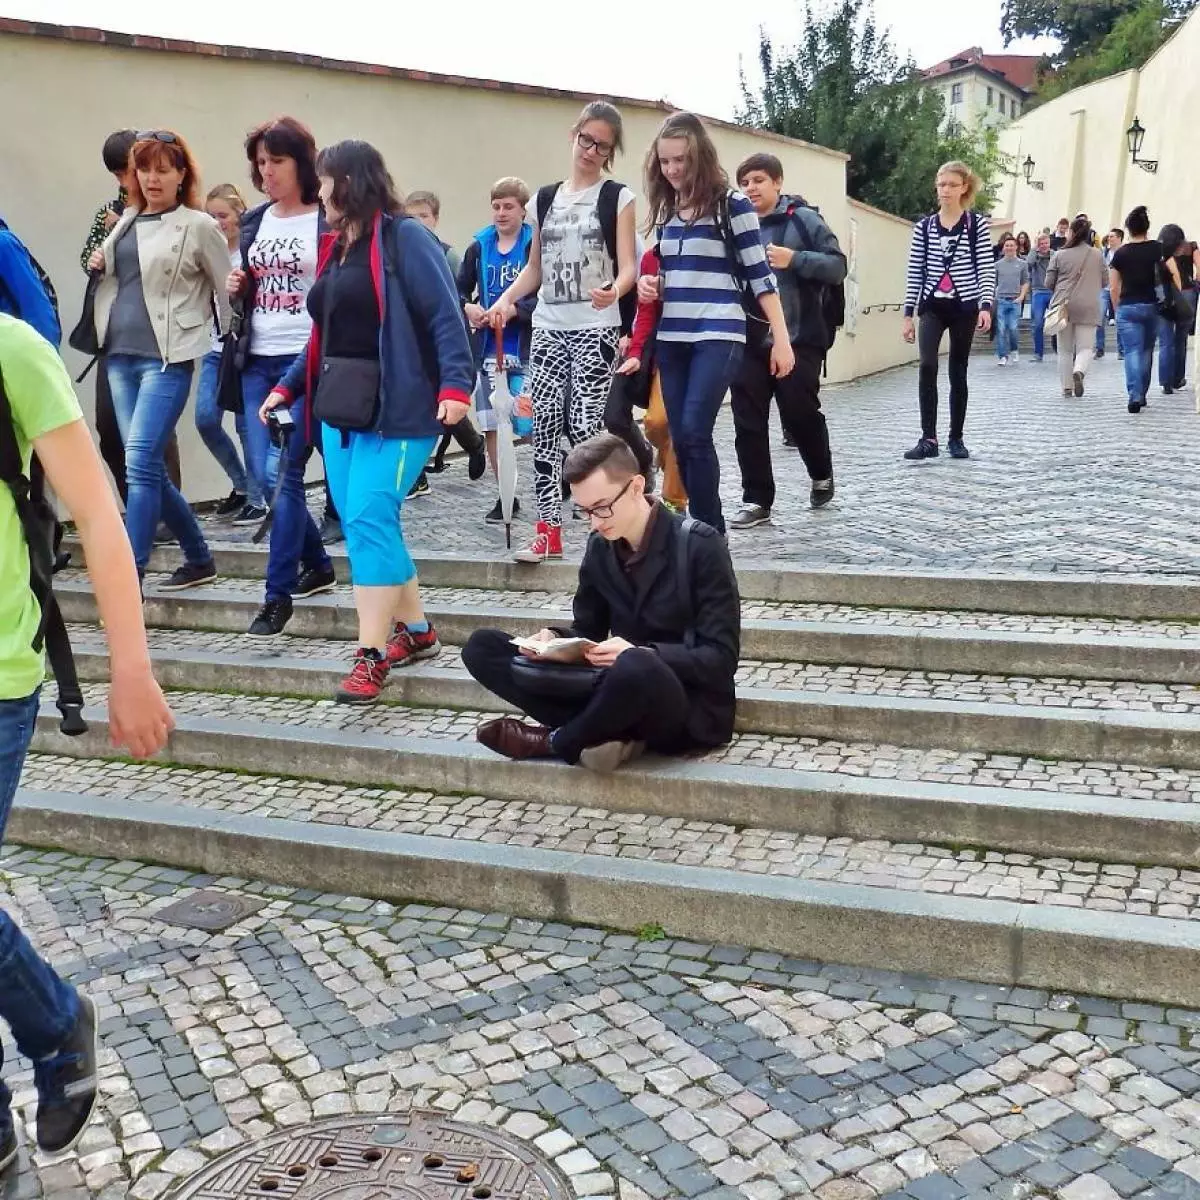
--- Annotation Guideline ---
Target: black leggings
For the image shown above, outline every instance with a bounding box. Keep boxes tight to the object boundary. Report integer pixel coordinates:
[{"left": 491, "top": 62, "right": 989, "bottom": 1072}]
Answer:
[{"left": 918, "top": 301, "right": 978, "bottom": 441}]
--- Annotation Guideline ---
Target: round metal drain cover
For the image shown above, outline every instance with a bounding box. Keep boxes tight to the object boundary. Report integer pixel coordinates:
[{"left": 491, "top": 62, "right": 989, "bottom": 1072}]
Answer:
[{"left": 169, "top": 1112, "right": 574, "bottom": 1199}]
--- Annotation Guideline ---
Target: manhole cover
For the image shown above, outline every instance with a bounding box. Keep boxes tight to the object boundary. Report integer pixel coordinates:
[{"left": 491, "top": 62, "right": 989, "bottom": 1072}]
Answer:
[
  {"left": 169, "top": 1112, "right": 574, "bottom": 1198},
  {"left": 154, "top": 889, "right": 266, "bottom": 932}
]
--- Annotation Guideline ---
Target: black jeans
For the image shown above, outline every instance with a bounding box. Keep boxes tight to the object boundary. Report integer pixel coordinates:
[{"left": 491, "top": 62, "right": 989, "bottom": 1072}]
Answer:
[
  {"left": 730, "top": 343, "right": 832, "bottom": 509},
  {"left": 95, "top": 356, "right": 181, "bottom": 501},
  {"left": 918, "top": 300, "right": 978, "bottom": 441},
  {"left": 462, "top": 629, "right": 690, "bottom": 763}
]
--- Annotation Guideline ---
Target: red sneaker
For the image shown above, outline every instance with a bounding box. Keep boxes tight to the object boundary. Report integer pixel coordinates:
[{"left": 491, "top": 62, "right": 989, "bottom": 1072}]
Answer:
[
  {"left": 386, "top": 622, "right": 442, "bottom": 669},
  {"left": 335, "top": 648, "right": 389, "bottom": 704},
  {"left": 514, "top": 522, "right": 563, "bottom": 564}
]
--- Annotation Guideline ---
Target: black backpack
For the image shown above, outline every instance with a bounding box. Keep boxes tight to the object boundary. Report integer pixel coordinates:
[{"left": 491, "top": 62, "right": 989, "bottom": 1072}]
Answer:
[
  {"left": 0, "top": 365, "right": 87, "bottom": 735},
  {"left": 0, "top": 218, "right": 62, "bottom": 335},
  {"left": 535, "top": 180, "right": 637, "bottom": 335},
  {"left": 786, "top": 202, "right": 847, "bottom": 342}
]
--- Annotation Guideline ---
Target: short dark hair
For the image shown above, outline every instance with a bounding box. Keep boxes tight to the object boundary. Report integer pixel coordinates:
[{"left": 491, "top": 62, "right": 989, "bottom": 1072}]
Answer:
[
  {"left": 102, "top": 129, "right": 137, "bottom": 173},
  {"left": 1126, "top": 205, "right": 1150, "bottom": 237},
  {"left": 315, "top": 140, "right": 403, "bottom": 230},
  {"left": 1159, "top": 223, "right": 1187, "bottom": 259},
  {"left": 563, "top": 433, "right": 640, "bottom": 487},
  {"left": 244, "top": 116, "right": 320, "bottom": 204},
  {"left": 1109, "top": 227, "right": 1125, "bottom": 240},
  {"left": 735, "top": 152, "right": 784, "bottom": 185},
  {"left": 405, "top": 190, "right": 440, "bottom": 218}
]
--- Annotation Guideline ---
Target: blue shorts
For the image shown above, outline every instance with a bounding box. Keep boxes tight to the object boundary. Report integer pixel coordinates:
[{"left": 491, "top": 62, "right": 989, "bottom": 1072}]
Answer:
[
  {"left": 320, "top": 427, "right": 436, "bottom": 586},
  {"left": 473, "top": 359, "right": 526, "bottom": 433}
]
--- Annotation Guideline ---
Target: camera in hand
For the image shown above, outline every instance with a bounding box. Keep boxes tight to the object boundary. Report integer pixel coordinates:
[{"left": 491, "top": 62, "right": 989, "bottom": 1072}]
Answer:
[{"left": 266, "top": 406, "right": 295, "bottom": 448}]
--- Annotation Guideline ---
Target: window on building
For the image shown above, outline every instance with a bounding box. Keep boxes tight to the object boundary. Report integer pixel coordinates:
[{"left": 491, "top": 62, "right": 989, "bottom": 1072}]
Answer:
[
  {"left": 951, "top": 83, "right": 963, "bottom": 105},
  {"left": 999, "top": 93, "right": 1007, "bottom": 114},
  {"left": 987, "top": 86, "right": 994, "bottom": 107}
]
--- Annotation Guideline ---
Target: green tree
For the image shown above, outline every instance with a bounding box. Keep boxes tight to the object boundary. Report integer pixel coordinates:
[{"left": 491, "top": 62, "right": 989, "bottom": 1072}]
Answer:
[{"left": 739, "top": 0, "right": 1007, "bottom": 221}]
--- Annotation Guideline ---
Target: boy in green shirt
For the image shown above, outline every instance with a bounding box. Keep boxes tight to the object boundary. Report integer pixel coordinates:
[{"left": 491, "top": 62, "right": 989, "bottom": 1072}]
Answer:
[{"left": 0, "top": 313, "right": 173, "bottom": 1173}]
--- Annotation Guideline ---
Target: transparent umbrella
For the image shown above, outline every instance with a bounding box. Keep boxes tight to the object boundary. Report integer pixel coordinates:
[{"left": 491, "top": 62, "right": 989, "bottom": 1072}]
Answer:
[{"left": 489, "top": 352, "right": 519, "bottom": 551}]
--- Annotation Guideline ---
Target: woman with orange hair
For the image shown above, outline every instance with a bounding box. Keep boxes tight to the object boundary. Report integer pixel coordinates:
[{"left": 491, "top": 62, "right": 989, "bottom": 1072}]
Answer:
[{"left": 89, "top": 129, "right": 233, "bottom": 590}]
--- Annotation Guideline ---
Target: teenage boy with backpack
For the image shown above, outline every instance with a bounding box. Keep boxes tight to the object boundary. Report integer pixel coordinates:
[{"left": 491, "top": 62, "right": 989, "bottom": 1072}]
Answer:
[
  {"left": 0, "top": 313, "right": 173, "bottom": 1174},
  {"left": 728, "top": 154, "right": 847, "bottom": 528},
  {"left": 0, "top": 218, "right": 60, "bottom": 347}
]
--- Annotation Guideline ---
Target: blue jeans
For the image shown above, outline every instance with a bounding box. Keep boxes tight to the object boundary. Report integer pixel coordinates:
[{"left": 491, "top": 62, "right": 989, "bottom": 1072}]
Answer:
[
  {"left": 195, "top": 351, "right": 260, "bottom": 506},
  {"left": 0, "top": 690, "right": 81, "bottom": 1127},
  {"left": 107, "top": 355, "right": 211, "bottom": 573},
  {"left": 655, "top": 339, "right": 744, "bottom": 533},
  {"left": 995, "top": 299, "right": 1021, "bottom": 358},
  {"left": 1096, "top": 289, "right": 1125, "bottom": 356},
  {"left": 1116, "top": 303, "right": 1159, "bottom": 404},
  {"left": 240, "top": 354, "right": 298, "bottom": 508},
  {"left": 1030, "top": 290, "right": 1052, "bottom": 357}
]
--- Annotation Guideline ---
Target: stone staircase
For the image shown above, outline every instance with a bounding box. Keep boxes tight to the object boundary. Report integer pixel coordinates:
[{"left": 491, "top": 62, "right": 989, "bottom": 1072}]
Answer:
[{"left": 14, "top": 542, "right": 1200, "bottom": 1007}]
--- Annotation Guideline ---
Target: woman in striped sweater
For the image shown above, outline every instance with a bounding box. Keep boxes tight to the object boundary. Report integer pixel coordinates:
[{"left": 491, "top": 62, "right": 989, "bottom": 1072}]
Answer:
[
  {"left": 640, "top": 112, "right": 792, "bottom": 534},
  {"left": 901, "top": 162, "right": 995, "bottom": 461}
]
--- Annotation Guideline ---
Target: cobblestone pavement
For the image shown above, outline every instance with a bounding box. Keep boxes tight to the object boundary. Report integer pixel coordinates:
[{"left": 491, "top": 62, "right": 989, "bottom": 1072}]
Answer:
[
  {"left": 3, "top": 852, "right": 1200, "bottom": 1200},
  {"left": 188, "top": 352, "right": 1200, "bottom": 575},
  {"left": 19, "top": 755, "right": 1200, "bottom": 921}
]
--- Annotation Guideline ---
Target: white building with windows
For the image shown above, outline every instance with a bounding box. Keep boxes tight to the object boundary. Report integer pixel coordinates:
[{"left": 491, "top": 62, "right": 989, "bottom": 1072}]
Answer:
[{"left": 921, "top": 47, "right": 1039, "bottom": 129}]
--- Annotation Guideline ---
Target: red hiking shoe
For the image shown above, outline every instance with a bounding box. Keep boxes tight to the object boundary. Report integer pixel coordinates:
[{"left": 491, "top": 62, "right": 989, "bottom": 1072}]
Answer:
[
  {"left": 335, "top": 648, "right": 389, "bottom": 704},
  {"left": 514, "top": 522, "right": 563, "bottom": 564},
  {"left": 386, "top": 623, "right": 442, "bottom": 668}
]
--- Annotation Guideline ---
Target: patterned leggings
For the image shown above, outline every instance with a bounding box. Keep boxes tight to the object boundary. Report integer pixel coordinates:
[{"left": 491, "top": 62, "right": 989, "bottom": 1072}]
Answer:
[{"left": 529, "top": 326, "right": 620, "bottom": 524}]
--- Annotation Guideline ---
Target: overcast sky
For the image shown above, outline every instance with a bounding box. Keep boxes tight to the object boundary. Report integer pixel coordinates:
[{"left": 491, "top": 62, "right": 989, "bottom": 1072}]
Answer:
[{"left": 3, "top": 0, "right": 1056, "bottom": 119}]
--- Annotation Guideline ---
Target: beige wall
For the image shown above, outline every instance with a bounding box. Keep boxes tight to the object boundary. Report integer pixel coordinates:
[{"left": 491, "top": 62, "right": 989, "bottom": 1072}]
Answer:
[
  {"left": 998, "top": 8, "right": 1199, "bottom": 239},
  {"left": 1, "top": 30, "right": 916, "bottom": 500}
]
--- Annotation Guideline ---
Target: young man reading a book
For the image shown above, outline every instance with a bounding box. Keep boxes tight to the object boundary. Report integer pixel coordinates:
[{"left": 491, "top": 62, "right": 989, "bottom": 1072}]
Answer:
[{"left": 462, "top": 433, "right": 740, "bottom": 772}]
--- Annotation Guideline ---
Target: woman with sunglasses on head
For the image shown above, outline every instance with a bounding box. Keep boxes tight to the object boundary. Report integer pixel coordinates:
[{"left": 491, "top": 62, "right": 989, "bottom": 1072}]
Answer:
[
  {"left": 88, "top": 129, "right": 233, "bottom": 591},
  {"left": 486, "top": 100, "right": 638, "bottom": 565}
]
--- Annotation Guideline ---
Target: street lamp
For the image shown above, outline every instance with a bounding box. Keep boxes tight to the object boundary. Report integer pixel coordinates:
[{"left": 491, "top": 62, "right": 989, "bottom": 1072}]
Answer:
[
  {"left": 1023, "top": 155, "right": 1044, "bottom": 190},
  {"left": 1126, "top": 117, "right": 1158, "bottom": 173}
]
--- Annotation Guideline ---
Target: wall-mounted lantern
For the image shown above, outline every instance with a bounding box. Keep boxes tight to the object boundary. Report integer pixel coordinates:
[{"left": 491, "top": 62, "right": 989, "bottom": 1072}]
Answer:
[
  {"left": 1126, "top": 117, "right": 1158, "bottom": 174},
  {"left": 1022, "top": 155, "right": 1044, "bottom": 190}
]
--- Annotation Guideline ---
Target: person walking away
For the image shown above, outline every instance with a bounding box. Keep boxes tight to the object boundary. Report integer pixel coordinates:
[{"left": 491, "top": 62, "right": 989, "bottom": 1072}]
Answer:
[
  {"left": 487, "top": 101, "right": 638, "bottom": 565},
  {"left": 463, "top": 432, "right": 739, "bottom": 772},
  {"left": 900, "top": 161, "right": 994, "bottom": 460},
  {"left": 228, "top": 117, "right": 338, "bottom": 636},
  {"left": 195, "top": 183, "right": 263, "bottom": 521},
  {"left": 728, "top": 152, "right": 845, "bottom": 528},
  {"left": 1109, "top": 206, "right": 1161, "bottom": 413},
  {"left": 993, "top": 236, "right": 1028, "bottom": 365},
  {"left": 88, "top": 130, "right": 233, "bottom": 591},
  {"left": 459, "top": 177, "right": 536, "bottom": 522},
  {"left": 0, "top": 313, "right": 174, "bottom": 1172},
  {"left": 642, "top": 112, "right": 792, "bottom": 534},
  {"left": 1158, "top": 224, "right": 1193, "bottom": 395},
  {"left": 1027, "top": 233, "right": 1054, "bottom": 362},
  {"left": 1044, "top": 215, "right": 1106, "bottom": 398},
  {"left": 1096, "top": 229, "right": 1126, "bottom": 360},
  {"left": 259, "top": 141, "right": 474, "bottom": 703}
]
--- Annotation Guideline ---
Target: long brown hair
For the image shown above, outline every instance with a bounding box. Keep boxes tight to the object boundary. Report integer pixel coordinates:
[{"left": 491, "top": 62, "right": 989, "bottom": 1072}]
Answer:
[
  {"left": 643, "top": 112, "right": 728, "bottom": 234},
  {"left": 127, "top": 130, "right": 202, "bottom": 209}
]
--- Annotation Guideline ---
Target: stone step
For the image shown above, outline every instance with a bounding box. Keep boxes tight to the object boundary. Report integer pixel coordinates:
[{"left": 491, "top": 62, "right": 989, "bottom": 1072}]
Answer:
[
  {"left": 30, "top": 695, "right": 1200, "bottom": 869},
  {"left": 56, "top": 578, "right": 1200, "bottom": 684},
  {"left": 63, "top": 540, "right": 1200, "bottom": 617},
  {"left": 11, "top": 782, "right": 1200, "bottom": 1007}
]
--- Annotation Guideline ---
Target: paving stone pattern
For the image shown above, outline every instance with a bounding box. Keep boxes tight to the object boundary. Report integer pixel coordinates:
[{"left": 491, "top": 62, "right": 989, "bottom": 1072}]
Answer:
[
  {"left": 3, "top": 853, "right": 1200, "bottom": 1199},
  {"left": 18, "top": 754, "right": 1200, "bottom": 921}
]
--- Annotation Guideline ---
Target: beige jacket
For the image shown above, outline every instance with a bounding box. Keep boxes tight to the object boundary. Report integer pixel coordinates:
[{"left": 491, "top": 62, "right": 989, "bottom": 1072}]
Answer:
[
  {"left": 1045, "top": 244, "right": 1108, "bottom": 328},
  {"left": 94, "top": 205, "right": 233, "bottom": 364}
]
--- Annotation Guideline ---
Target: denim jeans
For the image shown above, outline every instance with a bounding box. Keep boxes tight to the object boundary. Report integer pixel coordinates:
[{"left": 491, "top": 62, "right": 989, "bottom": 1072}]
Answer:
[
  {"left": 240, "top": 354, "right": 298, "bottom": 509},
  {"left": 995, "top": 299, "right": 1021, "bottom": 358},
  {"left": 655, "top": 339, "right": 744, "bottom": 533},
  {"left": 1096, "top": 289, "right": 1125, "bottom": 356},
  {"left": 264, "top": 420, "right": 332, "bottom": 604},
  {"left": 195, "top": 351, "right": 260, "bottom": 506},
  {"left": 107, "top": 355, "right": 211, "bottom": 573},
  {"left": 0, "top": 689, "right": 81, "bottom": 1126},
  {"left": 1030, "top": 290, "right": 1052, "bottom": 358},
  {"left": 1116, "top": 303, "right": 1159, "bottom": 404}
]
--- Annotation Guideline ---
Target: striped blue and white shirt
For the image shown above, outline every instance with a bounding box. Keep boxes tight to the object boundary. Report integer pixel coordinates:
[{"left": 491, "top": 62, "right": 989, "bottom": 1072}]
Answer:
[{"left": 657, "top": 190, "right": 777, "bottom": 344}]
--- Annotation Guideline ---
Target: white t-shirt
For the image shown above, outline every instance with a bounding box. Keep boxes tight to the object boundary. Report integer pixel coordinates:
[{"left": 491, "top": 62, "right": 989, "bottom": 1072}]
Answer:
[
  {"left": 246, "top": 207, "right": 320, "bottom": 356},
  {"left": 210, "top": 247, "right": 240, "bottom": 354},
  {"left": 531, "top": 180, "right": 634, "bottom": 331}
]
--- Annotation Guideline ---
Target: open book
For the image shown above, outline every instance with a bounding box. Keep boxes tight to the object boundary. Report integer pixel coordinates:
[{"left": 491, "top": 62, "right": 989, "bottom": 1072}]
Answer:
[{"left": 510, "top": 636, "right": 597, "bottom": 664}]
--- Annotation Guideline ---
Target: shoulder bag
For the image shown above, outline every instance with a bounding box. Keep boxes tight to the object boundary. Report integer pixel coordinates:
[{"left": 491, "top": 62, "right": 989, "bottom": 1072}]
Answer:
[{"left": 1043, "top": 249, "right": 1090, "bottom": 335}]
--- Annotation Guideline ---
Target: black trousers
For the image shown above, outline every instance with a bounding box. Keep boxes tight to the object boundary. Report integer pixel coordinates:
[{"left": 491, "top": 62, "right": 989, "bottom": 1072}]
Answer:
[
  {"left": 95, "top": 356, "right": 182, "bottom": 501},
  {"left": 917, "top": 301, "right": 977, "bottom": 441},
  {"left": 461, "top": 628, "right": 690, "bottom": 763},
  {"left": 730, "top": 343, "right": 831, "bottom": 509}
]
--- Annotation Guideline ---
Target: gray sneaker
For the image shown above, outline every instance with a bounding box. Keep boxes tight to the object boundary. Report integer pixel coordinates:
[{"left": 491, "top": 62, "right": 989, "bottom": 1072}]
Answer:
[
  {"left": 729, "top": 504, "right": 771, "bottom": 530},
  {"left": 579, "top": 740, "right": 645, "bottom": 774}
]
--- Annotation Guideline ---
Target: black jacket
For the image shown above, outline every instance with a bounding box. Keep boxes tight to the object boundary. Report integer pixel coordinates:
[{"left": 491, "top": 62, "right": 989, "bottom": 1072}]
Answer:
[
  {"left": 456, "top": 236, "right": 536, "bottom": 368},
  {"left": 565, "top": 509, "right": 741, "bottom": 749}
]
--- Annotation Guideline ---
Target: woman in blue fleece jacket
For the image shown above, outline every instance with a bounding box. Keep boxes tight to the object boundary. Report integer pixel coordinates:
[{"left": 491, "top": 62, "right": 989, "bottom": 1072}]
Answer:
[{"left": 262, "top": 140, "right": 474, "bottom": 704}]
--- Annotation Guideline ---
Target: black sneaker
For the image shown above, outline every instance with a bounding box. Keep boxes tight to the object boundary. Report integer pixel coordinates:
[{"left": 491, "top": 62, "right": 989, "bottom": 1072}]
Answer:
[
  {"left": 0, "top": 1122, "right": 16, "bottom": 1173},
  {"left": 293, "top": 563, "right": 336, "bottom": 599},
  {"left": 232, "top": 503, "right": 268, "bottom": 527},
  {"left": 34, "top": 993, "right": 98, "bottom": 1155},
  {"left": 214, "top": 490, "right": 246, "bottom": 518},
  {"left": 903, "top": 438, "right": 939, "bottom": 460},
  {"left": 947, "top": 438, "right": 970, "bottom": 459},
  {"left": 407, "top": 473, "right": 431, "bottom": 500},
  {"left": 152, "top": 524, "right": 177, "bottom": 547},
  {"left": 485, "top": 497, "right": 521, "bottom": 523},
  {"left": 248, "top": 596, "right": 293, "bottom": 637},
  {"left": 810, "top": 478, "right": 835, "bottom": 509},
  {"left": 1094, "top": 349, "right": 1105, "bottom": 359},
  {"left": 467, "top": 446, "right": 487, "bottom": 481},
  {"left": 319, "top": 515, "right": 344, "bottom": 545},
  {"left": 159, "top": 561, "right": 218, "bottom": 591},
  {"left": 729, "top": 504, "right": 771, "bottom": 530}
]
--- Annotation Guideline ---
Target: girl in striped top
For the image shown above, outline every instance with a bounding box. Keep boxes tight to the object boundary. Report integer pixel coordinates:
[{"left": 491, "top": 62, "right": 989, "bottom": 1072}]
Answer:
[{"left": 641, "top": 112, "right": 792, "bottom": 534}]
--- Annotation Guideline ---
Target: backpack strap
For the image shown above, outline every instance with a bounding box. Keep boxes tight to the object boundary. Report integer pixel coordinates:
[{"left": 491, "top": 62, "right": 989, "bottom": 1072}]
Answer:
[
  {"left": 535, "top": 183, "right": 562, "bottom": 231},
  {"left": 676, "top": 516, "right": 698, "bottom": 649},
  {"left": 597, "top": 180, "right": 637, "bottom": 335}
]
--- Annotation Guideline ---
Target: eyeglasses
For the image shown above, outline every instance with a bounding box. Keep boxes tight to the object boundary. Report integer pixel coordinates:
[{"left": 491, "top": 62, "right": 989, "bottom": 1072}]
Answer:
[
  {"left": 576, "top": 131, "right": 614, "bottom": 158},
  {"left": 136, "top": 130, "right": 178, "bottom": 144},
  {"left": 575, "top": 478, "right": 634, "bottom": 521}
]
